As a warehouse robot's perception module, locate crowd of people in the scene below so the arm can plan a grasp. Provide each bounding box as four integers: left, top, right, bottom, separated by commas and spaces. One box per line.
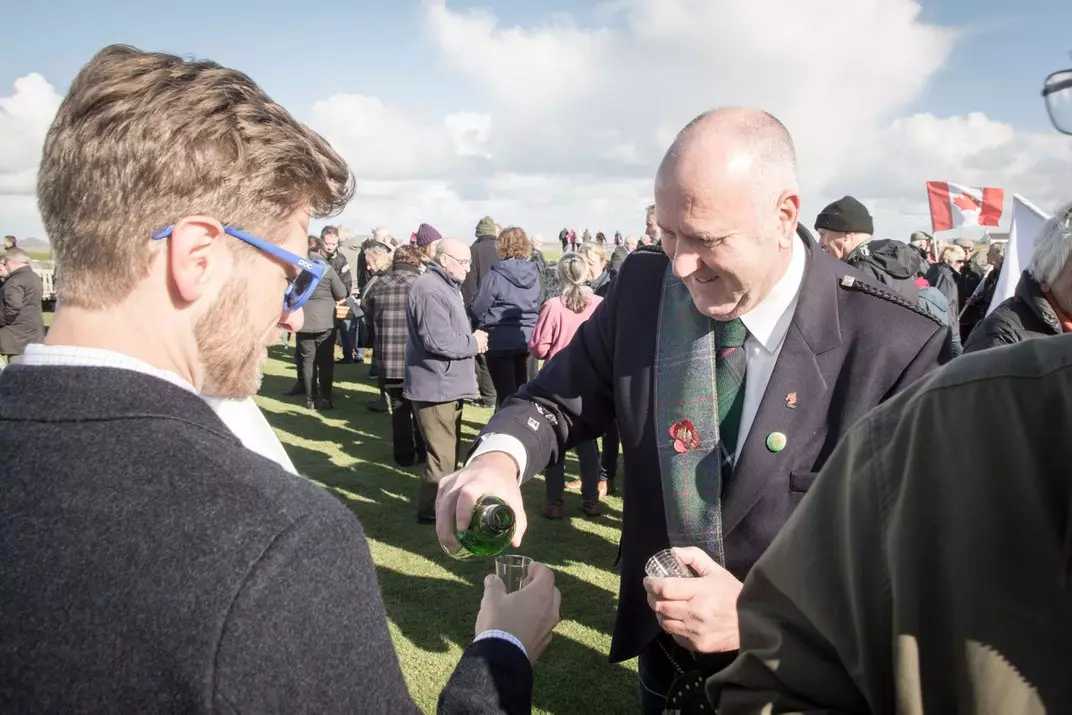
280, 213, 651, 524
2, 42, 1071, 715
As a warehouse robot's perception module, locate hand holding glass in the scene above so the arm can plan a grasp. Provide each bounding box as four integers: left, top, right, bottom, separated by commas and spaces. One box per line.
645, 549, 694, 579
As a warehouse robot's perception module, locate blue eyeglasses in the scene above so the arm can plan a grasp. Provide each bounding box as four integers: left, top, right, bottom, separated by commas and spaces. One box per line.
151, 224, 325, 312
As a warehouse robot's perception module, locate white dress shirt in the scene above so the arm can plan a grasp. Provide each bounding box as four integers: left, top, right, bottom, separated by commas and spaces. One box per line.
471, 235, 807, 477
20, 344, 297, 474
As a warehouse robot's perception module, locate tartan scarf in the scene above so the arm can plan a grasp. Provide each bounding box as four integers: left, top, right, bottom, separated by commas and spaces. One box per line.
653, 265, 747, 564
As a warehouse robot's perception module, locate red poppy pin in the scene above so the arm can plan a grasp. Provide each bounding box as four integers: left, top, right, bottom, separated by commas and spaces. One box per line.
785, 392, 798, 409
670, 419, 701, 453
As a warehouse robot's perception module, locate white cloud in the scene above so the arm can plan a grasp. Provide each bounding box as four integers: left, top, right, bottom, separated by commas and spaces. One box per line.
307, 93, 492, 180
4, 1, 1070, 247
829, 113, 1072, 238
0, 74, 62, 234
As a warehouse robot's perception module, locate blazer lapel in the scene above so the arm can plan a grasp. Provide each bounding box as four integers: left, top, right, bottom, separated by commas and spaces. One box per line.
722, 233, 844, 535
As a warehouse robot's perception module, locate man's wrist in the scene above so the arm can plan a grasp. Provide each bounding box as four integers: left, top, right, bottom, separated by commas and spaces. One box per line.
470, 451, 520, 481
468, 433, 528, 480
473, 630, 529, 661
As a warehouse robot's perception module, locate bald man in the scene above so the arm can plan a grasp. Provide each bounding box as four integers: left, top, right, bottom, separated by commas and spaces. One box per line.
435, 108, 949, 712
404, 237, 488, 522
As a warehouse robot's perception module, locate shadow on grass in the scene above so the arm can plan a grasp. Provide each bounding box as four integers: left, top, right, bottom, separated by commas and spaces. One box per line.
257, 360, 640, 712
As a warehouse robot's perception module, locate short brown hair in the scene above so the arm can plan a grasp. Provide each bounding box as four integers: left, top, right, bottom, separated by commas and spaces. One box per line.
393, 245, 423, 268
497, 227, 532, 260
38, 45, 353, 308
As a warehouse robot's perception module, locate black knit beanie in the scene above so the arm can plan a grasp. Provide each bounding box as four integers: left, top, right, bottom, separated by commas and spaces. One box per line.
815, 196, 874, 234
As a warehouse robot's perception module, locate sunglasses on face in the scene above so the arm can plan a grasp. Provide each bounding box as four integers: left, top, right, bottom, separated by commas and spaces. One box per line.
151, 224, 325, 312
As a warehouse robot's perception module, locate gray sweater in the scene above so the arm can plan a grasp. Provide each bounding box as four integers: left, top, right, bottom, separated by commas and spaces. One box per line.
0, 365, 532, 713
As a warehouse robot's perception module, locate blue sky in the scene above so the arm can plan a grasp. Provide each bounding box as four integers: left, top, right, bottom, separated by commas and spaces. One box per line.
2, 0, 1071, 241
4, 0, 1067, 128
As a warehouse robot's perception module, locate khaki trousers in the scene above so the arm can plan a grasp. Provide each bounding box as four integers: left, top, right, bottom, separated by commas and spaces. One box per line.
413, 400, 464, 520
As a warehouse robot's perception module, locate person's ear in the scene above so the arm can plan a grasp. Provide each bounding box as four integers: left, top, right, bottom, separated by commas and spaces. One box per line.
167, 216, 228, 304
776, 191, 800, 244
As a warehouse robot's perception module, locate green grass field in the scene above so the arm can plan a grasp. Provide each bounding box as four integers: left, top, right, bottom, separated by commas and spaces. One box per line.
254, 347, 638, 714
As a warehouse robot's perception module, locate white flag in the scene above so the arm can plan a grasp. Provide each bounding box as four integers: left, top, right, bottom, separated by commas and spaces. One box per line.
987, 195, 1050, 315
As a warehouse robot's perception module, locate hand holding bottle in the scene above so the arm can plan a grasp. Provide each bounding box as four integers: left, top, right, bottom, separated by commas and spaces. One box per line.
475, 561, 561, 665
437, 452, 526, 553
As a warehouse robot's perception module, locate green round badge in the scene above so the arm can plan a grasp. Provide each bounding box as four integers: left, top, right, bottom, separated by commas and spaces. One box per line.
766, 432, 787, 453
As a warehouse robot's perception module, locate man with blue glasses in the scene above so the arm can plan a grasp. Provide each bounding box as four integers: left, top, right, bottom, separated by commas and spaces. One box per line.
0, 44, 560, 714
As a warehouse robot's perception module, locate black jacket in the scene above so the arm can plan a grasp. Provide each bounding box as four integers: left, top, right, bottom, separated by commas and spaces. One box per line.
925, 262, 962, 345
327, 249, 353, 295
926, 263, 960, 318
960, 264, 1002, 340
474, 228, 949, 665
0, 366, 532, 714
964, 270, 1061, 352
300, 261, 347, 334
608, 246, 630, 280
462, 236, 501, 307
0, 264, 44, 356
958, 262, 986, 309
844, 239, 922, 302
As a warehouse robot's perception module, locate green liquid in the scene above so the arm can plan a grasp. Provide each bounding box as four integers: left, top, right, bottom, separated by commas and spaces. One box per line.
447, 495, 516, 559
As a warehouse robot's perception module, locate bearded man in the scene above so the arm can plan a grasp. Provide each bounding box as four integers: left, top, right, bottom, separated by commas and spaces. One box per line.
0, 44, 559, 714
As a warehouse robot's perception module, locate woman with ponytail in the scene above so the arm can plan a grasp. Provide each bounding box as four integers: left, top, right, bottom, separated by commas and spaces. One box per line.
528, 254, 604, 519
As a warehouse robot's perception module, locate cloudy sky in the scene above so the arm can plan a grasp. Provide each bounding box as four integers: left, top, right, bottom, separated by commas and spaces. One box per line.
2, 0, 1071, 244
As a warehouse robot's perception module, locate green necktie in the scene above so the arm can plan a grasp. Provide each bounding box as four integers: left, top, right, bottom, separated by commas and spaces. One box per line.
716, 318, 748, 456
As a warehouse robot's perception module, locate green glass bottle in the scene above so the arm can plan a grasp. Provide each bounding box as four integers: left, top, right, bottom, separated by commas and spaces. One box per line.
446, 495, 516, 559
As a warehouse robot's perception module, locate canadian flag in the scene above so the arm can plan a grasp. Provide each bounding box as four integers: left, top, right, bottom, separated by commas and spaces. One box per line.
926, 181, 1005, 232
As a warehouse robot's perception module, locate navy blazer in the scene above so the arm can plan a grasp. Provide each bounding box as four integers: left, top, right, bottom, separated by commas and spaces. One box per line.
477, 227, 951, 663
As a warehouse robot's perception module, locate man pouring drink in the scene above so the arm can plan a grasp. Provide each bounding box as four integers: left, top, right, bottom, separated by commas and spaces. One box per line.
437, 106, 952, 712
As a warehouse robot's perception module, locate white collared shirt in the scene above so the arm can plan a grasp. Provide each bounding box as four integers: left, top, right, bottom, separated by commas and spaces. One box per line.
472, 235, 808, 477
20, 344, 297, 474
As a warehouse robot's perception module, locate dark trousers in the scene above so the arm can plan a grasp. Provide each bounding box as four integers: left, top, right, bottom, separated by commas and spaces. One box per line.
545, 439, 600, 501
601, 421, 620, 479
336, 318, 357, 361
297, 330, 335, 401
413, 400, 464, 520
485, 349, 529, 410
382, 378, 426, 467
474, 353, 496, 404
291, 342, 304, 394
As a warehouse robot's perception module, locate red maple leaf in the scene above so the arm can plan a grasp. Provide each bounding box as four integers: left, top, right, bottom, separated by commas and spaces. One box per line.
953, 193, 981, 213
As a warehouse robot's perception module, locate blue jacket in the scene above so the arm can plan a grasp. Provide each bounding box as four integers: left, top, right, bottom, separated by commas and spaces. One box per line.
404, 261, 480, 403
471, 258, 541, 353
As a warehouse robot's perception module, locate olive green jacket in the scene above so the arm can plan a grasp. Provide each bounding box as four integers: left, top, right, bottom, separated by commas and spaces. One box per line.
710, 335, 1072, 714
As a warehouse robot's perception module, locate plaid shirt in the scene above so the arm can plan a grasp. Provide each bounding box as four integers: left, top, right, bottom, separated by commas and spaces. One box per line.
365, 263, 422, 381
